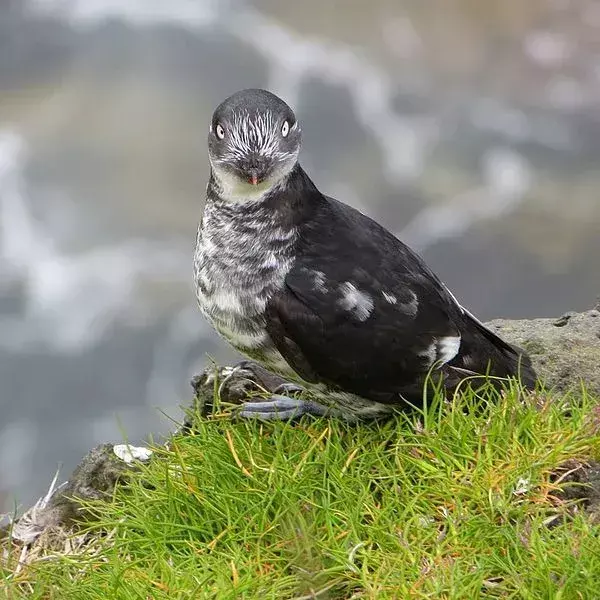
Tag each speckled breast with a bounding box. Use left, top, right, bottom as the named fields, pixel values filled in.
left=193, top=203, right=298, bottom=379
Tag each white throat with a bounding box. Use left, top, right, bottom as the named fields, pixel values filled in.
left=209, top=157, right=297, bottom=204
left=211, top=167, right=275, bottom=203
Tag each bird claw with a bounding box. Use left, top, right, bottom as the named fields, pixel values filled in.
left=272, top=382, right=304, bottom=396
left=238, top=394, right=328, bottom=422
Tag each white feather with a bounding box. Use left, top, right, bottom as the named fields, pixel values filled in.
left=338, top=282, right=374, bottom=321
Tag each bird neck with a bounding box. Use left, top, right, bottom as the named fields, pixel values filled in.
left=209, top=169, right=277, bottom=204
left=206, top=163, right=322, bottom=228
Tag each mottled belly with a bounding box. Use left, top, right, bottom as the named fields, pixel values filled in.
left=209, top=316, right=298, bottom=381
left=196, top=278, right=393, bottom=419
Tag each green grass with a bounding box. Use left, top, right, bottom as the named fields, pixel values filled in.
left=2, top=382, right=600, bottom=599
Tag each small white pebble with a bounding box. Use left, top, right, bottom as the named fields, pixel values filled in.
left=513, top=477, right=530, bottom=495
left=113, top=444, right=153, bottom=464
left=417, top=516, right=435, bottom=527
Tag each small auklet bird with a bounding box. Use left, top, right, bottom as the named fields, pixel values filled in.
left=194, top=88, right=536, bottom=421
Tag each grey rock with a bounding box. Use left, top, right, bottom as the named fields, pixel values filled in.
left=45, top=444, right=142, bottom=524
left=2, top=443, right=152, bottom=547
left=551, top=457, right=600, bottom=525
left=486, top=308, right=600, bottom=398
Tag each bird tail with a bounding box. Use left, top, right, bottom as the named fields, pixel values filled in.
left=450, top=311, right=537, bottom=390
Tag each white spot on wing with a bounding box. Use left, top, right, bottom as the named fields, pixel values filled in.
left=338, top=282, right=373, bottom=321
left=312, top=270, right=327, bottom=292
left=419, top=335, right=461, bottom=367
left=437, top=336, right=461, bottom=365
left=382, top=291, right=397, bottom=304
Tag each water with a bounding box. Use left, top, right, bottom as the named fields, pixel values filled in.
left=1, top=0, right=599, bottom=515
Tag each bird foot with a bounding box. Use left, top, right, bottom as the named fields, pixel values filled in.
left=238, top=394, right=329, bottom=422
left=272, top=382, right=304, bottom=396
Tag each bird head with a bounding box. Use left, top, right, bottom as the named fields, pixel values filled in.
left=208, top=89, right=301, bottom=199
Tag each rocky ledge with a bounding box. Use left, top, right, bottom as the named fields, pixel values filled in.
left=487, top=304, right=600, bottom=399
left=2, top=302, right=600, bottom=551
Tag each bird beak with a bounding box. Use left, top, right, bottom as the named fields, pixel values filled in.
left=250, top=173, right=258, bottom=186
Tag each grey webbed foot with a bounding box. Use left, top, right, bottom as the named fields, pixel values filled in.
left=238, top=394, right=329, bottom=421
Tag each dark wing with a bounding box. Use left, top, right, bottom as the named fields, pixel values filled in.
left=264, top=196, right=467, bottom=404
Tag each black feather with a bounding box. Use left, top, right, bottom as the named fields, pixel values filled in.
left=197, top=88, right=537, bottom=419
left=263, top=166, right=536, bottom=406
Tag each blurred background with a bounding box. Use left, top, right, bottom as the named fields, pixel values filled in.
left=1, top=0, right=599, bottom=515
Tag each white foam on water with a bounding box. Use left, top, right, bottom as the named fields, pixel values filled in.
left=0, top=130, right=189, bottom=353
left=27, top=0, right=221, bottom=30
left=399, top=148, right=533, bottom=251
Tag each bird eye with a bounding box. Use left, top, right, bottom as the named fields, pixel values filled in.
left=281, top=121, right=290, bottom=137
left=216, top=123, right=225, bottom=140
